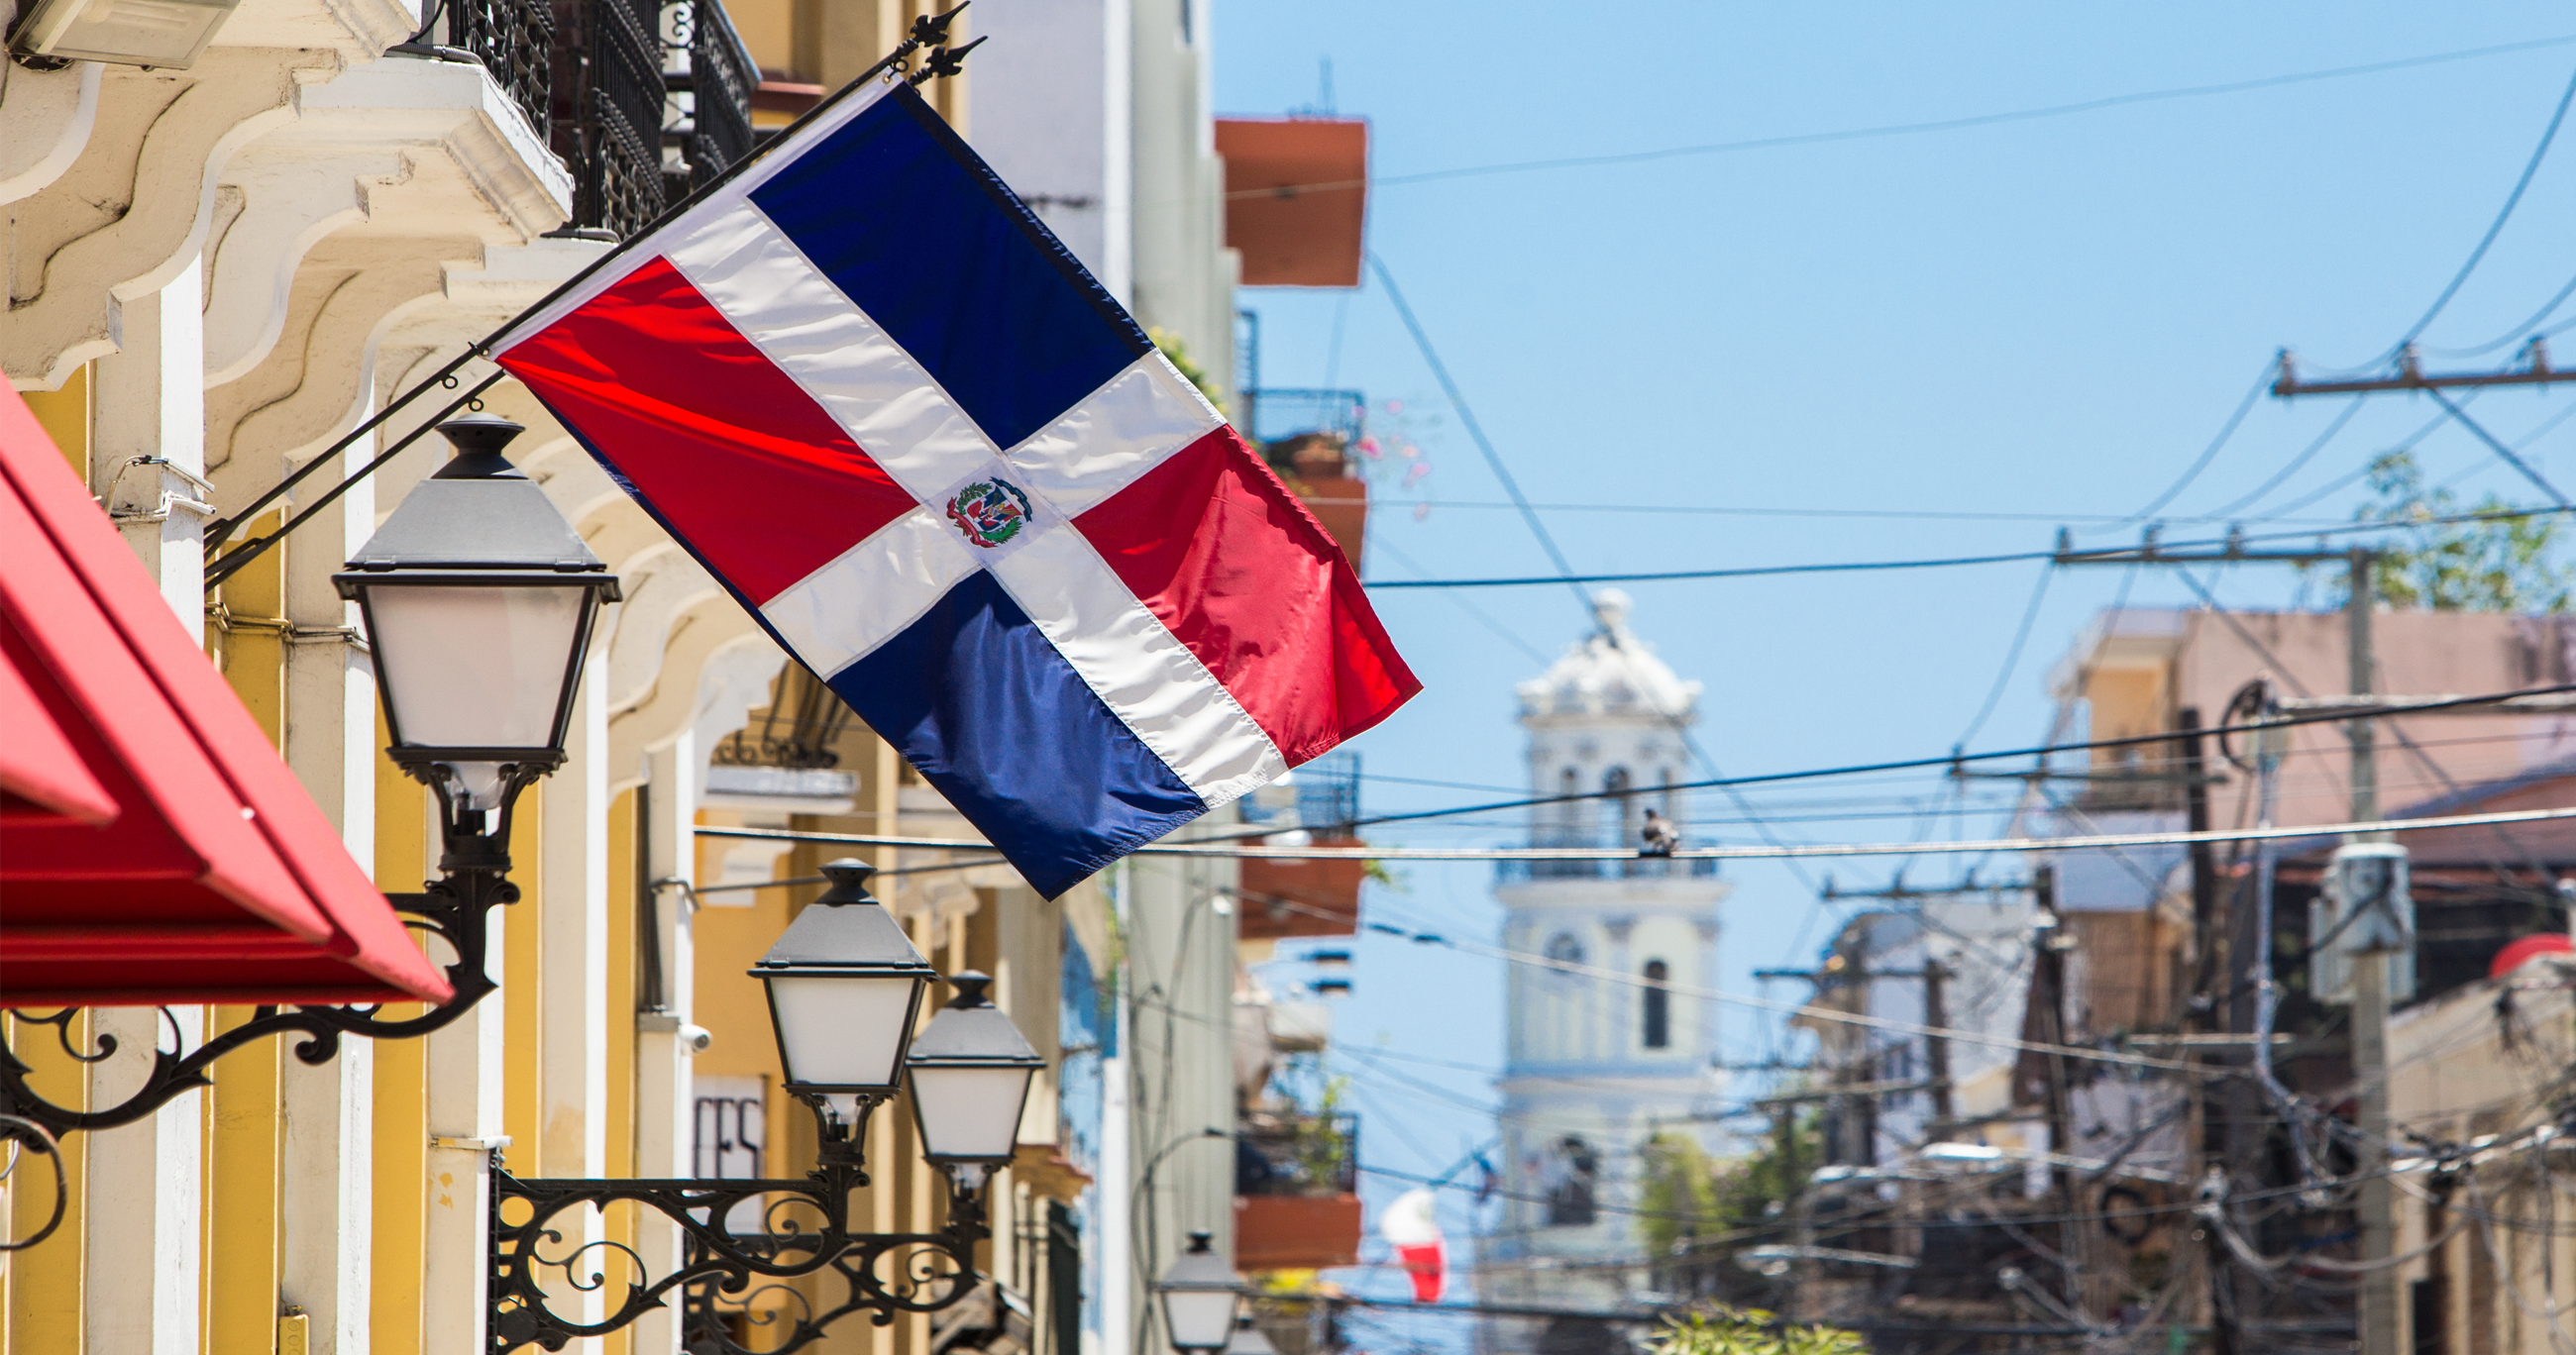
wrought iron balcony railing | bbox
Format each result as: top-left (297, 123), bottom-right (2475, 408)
top-left (411, 0), bottom-right (756, 240)
top-left (444, 0), bottom-right (556, 137)
top-left (549, 0), bottom-right (668, 237)
top-left (662, 0), bottom-right (757, 195)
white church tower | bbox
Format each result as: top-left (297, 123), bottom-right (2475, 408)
top-left (1481, 591), bottom-right (1729, 1354)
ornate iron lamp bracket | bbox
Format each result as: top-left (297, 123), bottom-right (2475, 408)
top-left (0, 809), bottom-right (519, 1149)
top-left (487, 1101), bottom-right (990, 1354)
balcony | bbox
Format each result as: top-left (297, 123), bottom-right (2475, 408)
top-left (1234, 1111), bottom-right (1360, 1272)
top-left (431, 0), bottom-right (757, 239)
top-left (1238, 840), bottom-right (1365, 941)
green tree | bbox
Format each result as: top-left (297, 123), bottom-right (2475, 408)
top-left (1636, 1116), bottom-right (1823, 1300)
top-left (2321, 451), bottom-right (2575, 612)
top-left (1638, 1133), bottom-right (1725, 1262)
top-left (1645, 1305), bottom-right (1867, 1355)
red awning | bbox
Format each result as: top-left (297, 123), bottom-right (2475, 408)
top-left (0, 388), bottom-right (452, 1007)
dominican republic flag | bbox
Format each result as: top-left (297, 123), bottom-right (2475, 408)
top-left (490, 79), bottom-right (1419, 897)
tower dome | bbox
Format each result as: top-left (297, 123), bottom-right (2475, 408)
top-left (1515, 589), bottom-right (1703, 725)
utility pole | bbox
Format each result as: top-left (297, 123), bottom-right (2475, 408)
top-left (1776, 1102), bottom-right (1814, 1324)
top-left (2059, 540), bottom-right (2397, 1351)
top-left (2346, 546), bottom-right (2400, 1355)
top-left (2177, 706), bottom-right (2241, 1355)
top-left (1922, 959), bottom-right (1954, 1127)
top-left (2029, 865), bottom-right (2084, 1324)
top-left (2272, 340), bottom-right (2567, 396)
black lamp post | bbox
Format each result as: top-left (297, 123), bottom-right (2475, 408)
top-left (1158, 1232), bottom-right (1248, 1353)
top-left (492, 862), bottom-right (1045, 1354)
top-left (0, 416), bottom-right (616, 1182)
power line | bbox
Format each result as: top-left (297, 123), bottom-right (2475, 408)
top-left (703, 800), bottom-right (2576, 868)
top-left (1304, 497), bottom-right (2368, 527)
top-left (2423, 386), bottom-right (2572, 507)
top-left (1360, 506), bottom-right (2576, 590)
top-left (698, 683), bottom-right (2576, 859)
top-left (2201, 399), bottom-right (2366, 520)
top-left (1366, 252), bottom-right (1587, 618)
top-left (2386, 64), bottom-right (2576, 359)
top-left (2119, 364), bottom-right (2275, 524)
top-left (1219, 36), bottom-right (2576, 204)
top-left (1955, 563), bottom-right (2057, 749)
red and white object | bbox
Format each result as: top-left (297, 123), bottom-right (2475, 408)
top-left (1381, 1188), bottom-right (1445, 1303)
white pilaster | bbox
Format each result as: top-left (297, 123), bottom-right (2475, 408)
top-left (538, 649), bottom-right (613, 1332)
top-left (90, 261), bottom-right (209, 635)
top-left (632, 733), bottom-right (699, 1355)
top-left (83, 1007), bottom-right (204, 1355)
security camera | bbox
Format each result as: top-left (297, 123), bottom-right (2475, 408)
top-left (678, 1023), bottom-right (712, 1055)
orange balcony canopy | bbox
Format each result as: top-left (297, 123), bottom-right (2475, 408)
top-left (1215, 118), bottom-right (1367, 288)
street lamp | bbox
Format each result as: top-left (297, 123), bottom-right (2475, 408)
top-left (751, 859), bottom-right (936, 1145)
top-left (1158, 1231), bottom-right (1247, 1353)
top-left (336, 413), bottom-right (619, 858)
top-left (496, 861), bottom-right (1046, 1351)
top-left (907, 970), bottom-right (1044, 1188)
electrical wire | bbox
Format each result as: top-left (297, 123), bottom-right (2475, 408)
top-left (1365, 253), bottom-right (1587, 618)
top-left (1954, 563), bottom-right (2056, 750)
top-left (1213, 36), bottom-right (2576, 204)
top-left (2115, 363), bottom-right (2276, 525)
top-left (2202, 398), bottom-right (2367, 520)
top-left (2386, 64), bottom-right (2576, 360)
top-left (1361, 505), bottom-right (2576, 590)
top-left (694, 679), bottom-right (2576, 856)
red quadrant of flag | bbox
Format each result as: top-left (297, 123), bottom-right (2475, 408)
top-left (498, 257), bottom-right (918, 606)
top-left (1076, 428), bottom-right (1417, 765)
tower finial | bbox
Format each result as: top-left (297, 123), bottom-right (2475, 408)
top-left (1589, 588), bottom-right (1632, 635)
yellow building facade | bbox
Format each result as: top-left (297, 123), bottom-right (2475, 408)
top-left (0, 0), bottom-right (1154, 1349)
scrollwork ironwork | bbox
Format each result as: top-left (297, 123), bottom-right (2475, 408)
top-left (490, 1098), bottom-right (992, 1354)
top-left (0, 833), bottom-right (512, 1146)
top-left (0, 1114), bottom-right (68, 1251)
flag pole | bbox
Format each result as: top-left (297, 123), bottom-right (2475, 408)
top-left (200, 4), bottom-right (975, 579)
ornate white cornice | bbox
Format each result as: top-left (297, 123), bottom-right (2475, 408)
top-left (0, 59), bottom-right (101, 207)
top-left (5, 50), bottom-right (341, 390)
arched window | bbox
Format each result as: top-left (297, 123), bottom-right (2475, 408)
top-left (1543, 1136), bottom-right (1599, 1226)
top-left (1545, 932), bottom-right (1586, 967)
top-left (1642, 960), bottom-right (1670, 1049)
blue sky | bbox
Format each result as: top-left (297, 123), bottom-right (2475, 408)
top-left (1208, 4), bottom-right (2574, 1342)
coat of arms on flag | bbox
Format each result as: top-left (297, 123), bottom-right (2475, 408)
top-left (490, 77), bottom-right (1419, 896)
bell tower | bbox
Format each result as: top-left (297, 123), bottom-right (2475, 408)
top-left (1480, 591), bottom-right (1729, 1352)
